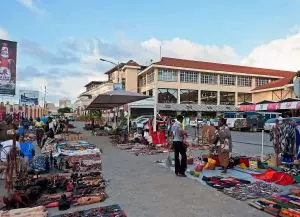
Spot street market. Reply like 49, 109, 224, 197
2, 3, 300, 215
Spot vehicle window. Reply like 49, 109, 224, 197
264, 114, 270, 120
266, 119, 275, 123
271, 114, 276, 119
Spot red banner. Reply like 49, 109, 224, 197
239, 105, 256, 111
267, 103, 281, 111
0, 39, 17, 95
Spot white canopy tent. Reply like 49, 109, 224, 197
127, 98, 155, 132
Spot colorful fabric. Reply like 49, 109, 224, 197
251, 168, 295, 185
30, 155, 50, 172
20, 142, 34, 160
52, 204, 127, 217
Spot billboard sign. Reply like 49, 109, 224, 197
113, 83, 123, 90
0, 39, 17, 95
293, 76, 300, 98
19, 90, 39, 106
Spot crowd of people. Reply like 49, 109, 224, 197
13, 115, 70, 147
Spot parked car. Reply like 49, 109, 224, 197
210, 118, 220, 127
227, 118, 245, 129
264, 118, 276, 132
236, 115, 265, 132
136, 118, 149, 129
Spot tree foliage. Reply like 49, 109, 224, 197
58, 107, 72, 114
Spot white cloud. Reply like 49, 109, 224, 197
17, 0, 47, 15
242, 31, 300, 71
0, 27, 9, 40
140, 37, 241, 64
19, 30, 300, 104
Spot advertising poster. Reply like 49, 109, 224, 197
293, 76, 300, 98
0, 39, 17, 95
113, 83, 123, 91
19, 90, 39, 106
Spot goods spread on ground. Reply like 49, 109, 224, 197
52, 204, 127, 217
1, 128, 110, 215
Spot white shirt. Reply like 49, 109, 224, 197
0, 140, 20, 162
49, 121, 54, 130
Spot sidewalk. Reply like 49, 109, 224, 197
76, 133, 269, 217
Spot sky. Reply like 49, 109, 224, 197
0, 0, 300, 105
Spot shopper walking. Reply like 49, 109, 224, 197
215, 118, 232, 174
172, 115, 187, 177
91, 117, 95, 134
35, 117, 45, 147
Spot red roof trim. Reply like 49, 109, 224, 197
252, 75, 294, 91
155, 57, 295, 78
126, 60, 140, 67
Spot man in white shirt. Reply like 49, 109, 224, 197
172, 115, 187, 177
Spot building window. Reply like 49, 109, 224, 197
147, 71, 154, 84
148, 89, 153, 96
220, 92, 235, 105
158, 88, 178, 103
200, 73, 218, 84
122, 78, 126, 89
180, 71, 198, 83
220, 75, 236, 86
238, 76, 252, 87
180, 89, 198, 104
256, 78, 269, 87
201, 91, 217, 105
138, 75, 146, 87
158, 69, 177, 82
238, 93, 252, 104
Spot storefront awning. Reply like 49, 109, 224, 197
239, 99, 300, 111
86, 90, 150, 110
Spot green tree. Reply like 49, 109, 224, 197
58, 107, 72, 114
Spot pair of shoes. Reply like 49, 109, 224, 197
221, 170, 227, 174
177, 173, 187, 177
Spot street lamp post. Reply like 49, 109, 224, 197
99, 58, 121, 129
99, 58, 120, 83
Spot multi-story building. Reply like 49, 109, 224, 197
105, 60, 145, 92
75, 60, 145, 115
251, 73, 295, 103
59, 98, 72, 108
75, 81, 114, 115
137, 57, 295, 116
46, 102, 58, 114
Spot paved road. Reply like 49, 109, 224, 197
48, 122, 270, 217
186, 126, 274, 156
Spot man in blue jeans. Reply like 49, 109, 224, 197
172, 115, 187, 177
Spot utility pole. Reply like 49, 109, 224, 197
43, 86, 46, 108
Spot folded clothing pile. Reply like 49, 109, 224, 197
251, 168, 295, 185
223, 181, 282, 201
0, 206, 47, 217
52, 204, 127, 217
202, 176, 251, 190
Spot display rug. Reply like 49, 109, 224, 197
157, 161, 297, 195
249, 193, 300, 216
52, 204, 127, 217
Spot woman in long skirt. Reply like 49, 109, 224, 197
214, 118, 232, 173
35, 117, 45, 147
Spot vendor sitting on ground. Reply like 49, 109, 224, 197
213, 118, 232, 174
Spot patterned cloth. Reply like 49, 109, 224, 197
270, 121, 295, 156
29, 155, 50, 172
